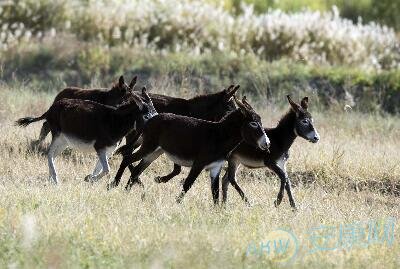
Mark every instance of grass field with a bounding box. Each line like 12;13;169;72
0;81;399;268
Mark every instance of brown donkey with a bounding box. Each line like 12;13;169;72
116;82;240;183
109;96;270;204
117;83;240;152
220;95;320;209
36;75;137;144
16;88;157;184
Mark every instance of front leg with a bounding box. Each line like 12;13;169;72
269;163;296;209
285;177;296;210
108;141;158;190
176;164;204;203
222;159;250;206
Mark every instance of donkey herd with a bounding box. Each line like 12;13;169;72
16;75;319;209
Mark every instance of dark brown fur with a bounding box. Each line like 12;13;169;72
117;84;240;155
109;96;270;204
16;88;156;184
37;75;136;143
220;96;320;209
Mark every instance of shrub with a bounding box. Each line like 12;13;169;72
1;0;398;70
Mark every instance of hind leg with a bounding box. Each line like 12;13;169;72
155;163;182;183
38;121;51;144
47;135;67;184
89;148;111;182
84;160;102;182
85;146;115;182
125;147;163;191
176;164;204;203
210;164;223;205
222;159;250;206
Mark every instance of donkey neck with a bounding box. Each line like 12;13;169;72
271;109;297;152
108;104;139;139
216;110;246;155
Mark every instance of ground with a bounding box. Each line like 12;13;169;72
0;82;399;268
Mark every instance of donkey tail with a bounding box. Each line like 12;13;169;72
15;113;47;127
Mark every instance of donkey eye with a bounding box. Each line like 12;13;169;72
301;119;308;124
249;122;258;128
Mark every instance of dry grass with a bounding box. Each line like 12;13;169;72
0;82;399;268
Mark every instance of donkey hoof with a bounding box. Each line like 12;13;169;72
176;194;184;204
107;182;117;191
125;184;132;192
154;176;162;183
84;175;92;182
274;200;279;208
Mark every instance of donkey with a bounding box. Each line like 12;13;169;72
36;75;137;145
220;95;320;209
16;88;157;184
118;83;240;153
109;95;270;205
115;82;241;183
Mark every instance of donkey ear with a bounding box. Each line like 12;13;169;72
242;96;253;110
141;87;151;103
118;76;125;87
129;76;137;90
130;94;144;110
234;94;247;115
287;95;301;112
224;85;240;102
300;96;309;110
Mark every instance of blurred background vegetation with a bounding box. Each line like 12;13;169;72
214;0;400;30
0;0;399;113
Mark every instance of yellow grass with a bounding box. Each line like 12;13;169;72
0;83;399;268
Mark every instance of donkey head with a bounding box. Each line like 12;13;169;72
108;75;134;103
234;96;270;151
287;95;320;143
133;87;158;131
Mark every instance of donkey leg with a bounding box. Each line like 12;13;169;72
222;159;236;204
90;149;110;182
116;131;142;156
230;180;251;206
285;178;297;210
176;164;204;203
38;121;51;144
210;165;223;205
222;159;250;206
125;148;163;191
270;164;287;207
47;135;67;184
155;163;182;183
84;160;102;182
108;142;158;190
221;172;230;204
